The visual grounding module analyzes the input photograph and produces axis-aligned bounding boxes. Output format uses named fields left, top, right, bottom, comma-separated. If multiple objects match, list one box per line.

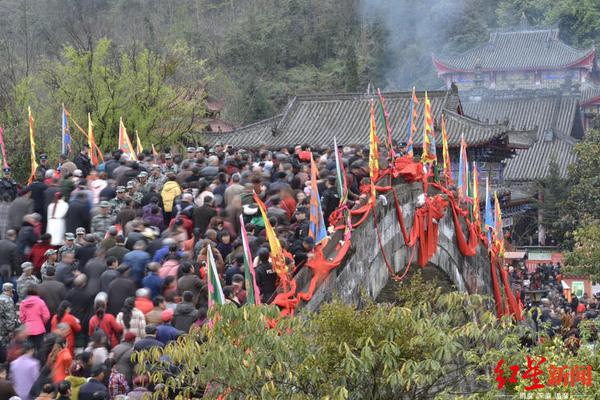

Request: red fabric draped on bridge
left=264, top=147, right=520, bottom=322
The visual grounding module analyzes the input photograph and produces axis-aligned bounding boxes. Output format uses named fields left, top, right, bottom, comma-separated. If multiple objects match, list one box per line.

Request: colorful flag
left=309, top=156, right=328, bottom=244
left=28, top=107, right=38, bottom=184
left=369, top=100, right=380, bottom=186
left=207, top=244, right=225, bottom=308
left=333, top=137, right=348, bottom=205
left=484, top=178, right=495, bottom=245
left=240, top=214, right=261, bottom=305
left=494, top=192, right=504, bottom=255
left=0, top=127, right=8, bottom=169
left=472, top=162, right=480, bottom=227
left=151, top=144, right=159, bottom=157
left=87, top=113, right=99, bottom=166
left=65, top=108, right=104, bottom=164
left=62, top=104, right=71, bottom=155
left=421, top=91, right=436, bottom=164
left=406, top=87, right=419, bottom=157
left=457, top=134, right=469, bottom=201
left=254, top=193, right=287, bottom=278
left=118, top=117, right=135, bottom=159
left=135, top=130, right=144, bottom=155
left=440, top=115, right=453, bottom=185
left=377, top=88, right=395, bottom=157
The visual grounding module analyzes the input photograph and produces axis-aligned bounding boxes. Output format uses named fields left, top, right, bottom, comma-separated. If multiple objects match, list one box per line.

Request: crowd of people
left=0, top=141, right=378, bottom=399
left=509, top=262, right=600, bottom=351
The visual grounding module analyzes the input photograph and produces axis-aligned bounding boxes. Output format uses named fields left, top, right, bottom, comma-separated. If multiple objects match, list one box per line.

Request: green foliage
left=565, top=129, right=600, bottom=224
left=43, top=39, right=207, bottom=150
left=537, top=159, right=572, bottom=248
left=136, top=288, right=534, bottom=399
left=563, top=220, right=600, bottom=280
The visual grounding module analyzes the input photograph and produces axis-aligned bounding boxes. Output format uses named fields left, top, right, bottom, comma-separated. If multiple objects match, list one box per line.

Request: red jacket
left=29, top=242, right=56, bottom=270
left=88, top=313, right=123, bottom=348
left=51, top=312, right=82, bottom=356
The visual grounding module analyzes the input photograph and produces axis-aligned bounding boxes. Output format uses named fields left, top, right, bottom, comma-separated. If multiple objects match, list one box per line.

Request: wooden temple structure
left=432, top=15, right=596, bottom=92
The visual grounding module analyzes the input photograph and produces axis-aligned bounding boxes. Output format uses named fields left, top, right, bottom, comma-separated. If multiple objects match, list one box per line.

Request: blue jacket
left=142, top=272, right=163, bottom=298
left=123, top=250, right=151, bottom=286
left=156, top=323, right=182, bottom=344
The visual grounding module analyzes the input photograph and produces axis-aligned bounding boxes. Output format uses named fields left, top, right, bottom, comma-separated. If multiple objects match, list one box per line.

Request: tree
left=563, top=220, right=600, bottom=280
left=565, top=129, right=600, bottom=226
left=537, top=158, right=571, bottom=247
left=136, top=278, right=535, bottom=399
left=41, top=38, right=207, bottom=150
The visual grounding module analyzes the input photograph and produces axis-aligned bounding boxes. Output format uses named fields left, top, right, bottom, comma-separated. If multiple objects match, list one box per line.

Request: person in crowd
left=117, top=297, right=146, bottom=340
left=107, top=265, right=136, bottom=316
left=40, top=249, right=59, bottom=281
left=19, top=285, right=50, bottom=349
left=0, top=229, right=20, bottom=275
left=155, top=309, right=182, bottom=344
left=10, top=341, right=40, bottom=400
left=88, top=300, right=123, bottom=349
left=50, top=300, right=82, bottom=356
left=141, top=262, right=162, bottom=299
left=172, top=291, right=198, bottom=333
left=47, top=192, right=69, bottom=246
left=78, top=364, right=108, bottom=400
left=37, top=266, right=66, bottom=315
left=133, top=325, right=163, bottom=351
left=0, top=283, right=18, bottom=352
left=16, top=262, right=40, bottom=301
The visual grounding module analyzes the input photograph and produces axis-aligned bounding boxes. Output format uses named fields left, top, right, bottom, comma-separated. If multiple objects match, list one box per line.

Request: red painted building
left=432, top=17, right=596, bottom=91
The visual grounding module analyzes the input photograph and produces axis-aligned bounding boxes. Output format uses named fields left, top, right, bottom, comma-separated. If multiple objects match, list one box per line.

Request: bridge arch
left=295, top=180, right=492, bottom=312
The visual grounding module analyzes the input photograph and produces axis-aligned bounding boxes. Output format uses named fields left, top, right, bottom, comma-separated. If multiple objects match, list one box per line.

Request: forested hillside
left=0, top=0, right=598, bottom=173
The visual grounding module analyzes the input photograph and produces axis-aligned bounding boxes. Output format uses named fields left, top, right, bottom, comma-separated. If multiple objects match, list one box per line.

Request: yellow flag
left=135, top=130, right=144, bottom=155
left=28, top=107, right=38, bottom=183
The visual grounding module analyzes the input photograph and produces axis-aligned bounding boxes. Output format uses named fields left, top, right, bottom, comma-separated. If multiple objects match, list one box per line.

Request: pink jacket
left=19, top=295, right=50, bottom=336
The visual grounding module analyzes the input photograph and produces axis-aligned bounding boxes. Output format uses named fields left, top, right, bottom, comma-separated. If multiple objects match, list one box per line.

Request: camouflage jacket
left=58, top=244, right=76, bottom=260
left=109, top=197, right=129, bottom=217
left=91, top=214, right=114, bottom=238
left=0, top=294, right=17, bottom=345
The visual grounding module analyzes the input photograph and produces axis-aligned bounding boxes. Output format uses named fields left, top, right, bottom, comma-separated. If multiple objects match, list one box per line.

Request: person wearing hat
left=40, top=249, right=59, bottom=281
left=126, top=180, right=143, bottom=206
left=58, top=232, right=76, bottom=261
left=16, top=262, right=40, bottom=302
left=0, top=166, right=18, bottom=201
left=185, top=146, right=196, bottom=160
left=161, top=153, right=179, bottom=174
left=136, top=171, right=150, bottom=193
left=109, top=186, right=129, bottom=217
left=75, top=227, right=87, bottom=247
left=0, top=282, right=17, bottom=347
left=36, top=153, right=49, bottom=176
left=147, top=164, right=166, bottom=191
left=155, top=309, right=182, bottom=345
left=91, top=201, right=114, bottom=239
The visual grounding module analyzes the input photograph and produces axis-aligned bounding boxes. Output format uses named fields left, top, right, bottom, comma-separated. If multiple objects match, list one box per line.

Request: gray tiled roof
left=580, top=83, right=600, bottom=103
left=461, top=89, right=581, bottom=181
left=433, top=28, right=595, bottom=72
left=202, top=115, right=282, bottom=147
left=204, top=89, right=519, bottom=151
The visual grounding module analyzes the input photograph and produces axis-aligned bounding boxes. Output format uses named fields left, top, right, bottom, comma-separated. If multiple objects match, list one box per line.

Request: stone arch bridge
left=294, top=179, right=492, bottom=312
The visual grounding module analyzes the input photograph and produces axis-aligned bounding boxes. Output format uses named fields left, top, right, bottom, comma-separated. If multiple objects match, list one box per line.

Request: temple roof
left=580, top=83, right=600, bottom=105
left=433, top=27, right=595, bottom=75
left=460, top=89, right=582, bottom=181
left=204, top=87, right=533, bottom=159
